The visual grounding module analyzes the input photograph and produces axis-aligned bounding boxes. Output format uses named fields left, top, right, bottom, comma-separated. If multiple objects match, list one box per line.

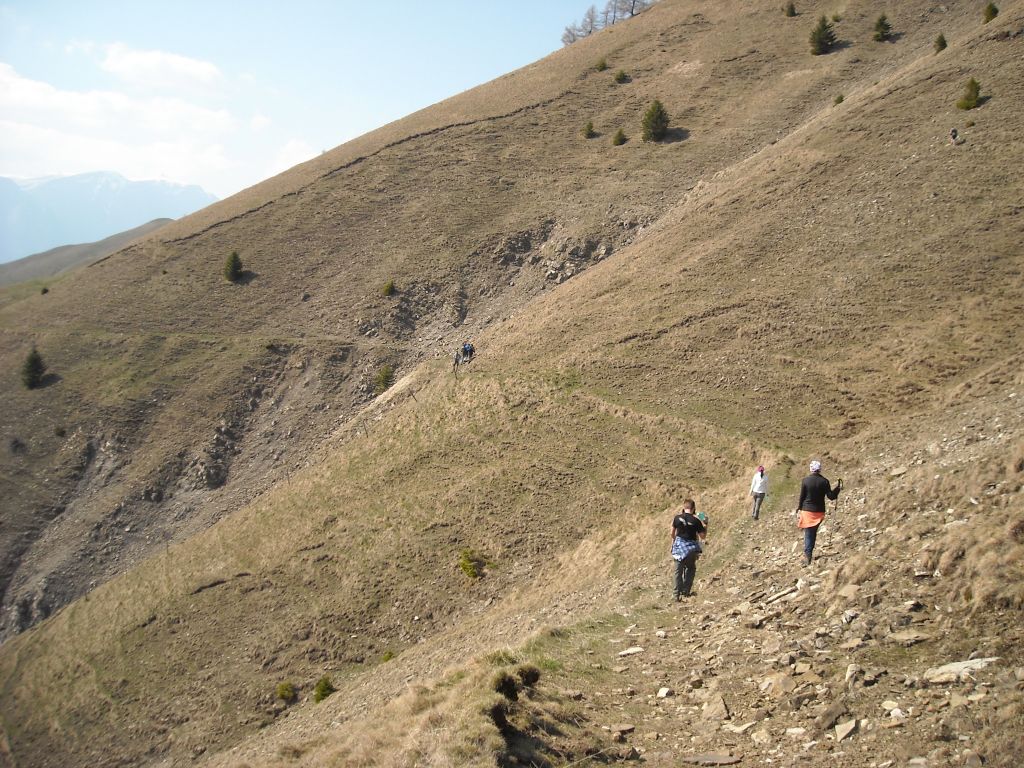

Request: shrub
left=613, top=69, right=628, bottom=84
left=983, top=3, right=998, bottom=23
left=612, top=128, right=627, bottom=146
left=276, top=682, right=297, bottom=703
left=224, top=251, right=242, bottom=283
left=810, top=16, right=837, bottom=55
left=934, top=33, right=947, bottom=53
left=595, top=57, right=608, bottom=71
left=582, top=120, right=596, bottom=139
left=21, top=347, right=46, bottom=389
left=459, top=548, right=485, bottom=578
left=965, top=120, right=975, bottom=127
left=516, top=664, right=541, bottom=688
left=381, top=279, right=395, bottom=296
left=873, top=14, right=891, bottom=41
left=374, top=365, right=394, bottom=395
left=956, top=78, right=981, bottom=110
left=784, top=2, right=796, bottom=17
left=40, top=287, right=48, bottom=295
left=831, top=13, right=841, bottom=22
left=492, top=671, right=519, bottom=701
left=641, top=99, right=670, bottom=142
left=834, top=94, right=844, bottom=105
left=381, top=650, right=395, bottom=662
left=313, top=676, right=336, bottom=703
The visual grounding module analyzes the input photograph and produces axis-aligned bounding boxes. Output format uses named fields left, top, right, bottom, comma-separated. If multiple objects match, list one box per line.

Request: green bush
left=956, top=78, right=981, bottom=110
left=983, top=3, right=998, bottom=23
left=313, top=676, right=336, bottom=703
left=595, top=57, right=608, bottom=71
left=810, top=16, right=837, bottom=55
left=21, top=347, right=46, bottom=389
left=374, top=365, right=394, bottom=395
left=276, top=682, right=297, bottom=703
left=380, top=279, right=395, bottom=297
left=40, top=287, right=49, bottom=295
left=934, top=33, right=947, bottom=53
left=834, top=94, right=844, bottom=105
left=831, top=13, right=841, bottom=22
left=613, top=69, right=628, bottom=84
left=224, top=251, right=243, bottom=283
left=612, top=128, right=627, bottom=146
left=641, top=99, right=670, bottom=142
left=873, top=14, right=891, bottom=41
left=459, top=548, right=485, bottom=578
left=582, top=120, right=596, bottom=139
left=784, top=2, right=796, bottom=17
left=381, top=650, right=395, bottom=662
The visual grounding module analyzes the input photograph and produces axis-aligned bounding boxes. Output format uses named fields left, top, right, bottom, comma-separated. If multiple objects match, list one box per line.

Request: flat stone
left=722, top=721, right=755, bottom=734
left=610, top=723, right=635, bottom=735
left=702, top=694, right=731, bottom=721
left=835, top=718, right=858, bottom=742
left=881, top=700, right=900, bottom=711
left=814, top=700, right=848, bottom=733
left=751, top=728, right=771, bottom=745
left=680, top=755, right=743, bottom=766
left=656, top=630, right=668, bottom=639
left=963, top=750, right=983, bottom=768
left=611, top=666, right=628, bottom=673
left=837, top=584, right=861, bottom=600
left=785, top=727, right=806, bottom=738
left=657, top=687, right=674, bottom=698
left=618, top=646, right=644, bottom=657
left=840, top=638, right=865, bottom=650
left=794, top=662, right=811, bottom=675
left=923, top=657, right=999, bottom=684
left=761, top=673, right=797, bottom=697
left=888, top=630, right=931, bottom=647
left=890, top=466, right=908, bottom=477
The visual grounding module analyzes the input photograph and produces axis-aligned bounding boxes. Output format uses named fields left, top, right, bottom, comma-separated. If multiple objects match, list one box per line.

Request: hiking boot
left=803, top=553, right=812, bottom=567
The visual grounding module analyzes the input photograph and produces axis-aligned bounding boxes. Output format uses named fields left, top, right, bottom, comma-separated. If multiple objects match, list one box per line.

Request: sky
left=0, top=0, right=588, bottom=199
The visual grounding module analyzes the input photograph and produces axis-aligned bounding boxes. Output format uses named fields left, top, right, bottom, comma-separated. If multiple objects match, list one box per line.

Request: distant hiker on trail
left=795, top=460, right=842, bottom=566
left=452, top=348, right=462, bottom=374
left=750, top=465, right=768, bottom=520
left=461, top=340, right=475, bottom=362
left=949, top=128, right=959, bottom=145
left=671, top=499, right=706, bottom=600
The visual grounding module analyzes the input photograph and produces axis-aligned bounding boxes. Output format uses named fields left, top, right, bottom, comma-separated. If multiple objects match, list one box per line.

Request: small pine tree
left=983, top=2, right=998, bottom=23
left=582, top=120, right=596, bottom=138
left=613, top=69, right=628, bottom=84
left=313, top=676, right=336, bottom=703
left=873, top=14, right=891, bottom=41
left=956, top=78, right=981, bottom=110
left=612, top=128, right=627, bottom=146
left=934, top=33, right=947, bottom=53
left=784, top=2, right=796, bottom=17
left=21, top=347, right=46, bottom=389
left=641, top=100, right=670, bottom=142
left=224, top=251, right=242, bottom=283
left=381, top=279, right=395, bottom=296
left=374, top=365, right=394, bottom=395
left=595, top=57, right=608, bottom=71
left=810, top=16, right=837, bottom=55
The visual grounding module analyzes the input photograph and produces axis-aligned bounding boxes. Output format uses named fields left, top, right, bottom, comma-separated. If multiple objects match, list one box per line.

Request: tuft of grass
left=956, top=78, right=981, bottom=110
left=380, top=280, right=396, bottom=297
left=983, top=2, right=998, bottom=23
left=582, top=120, right=596, bottom=139
left=611, top=128, right=627, bottom=146
left=276, top=681, right=297, bottom=703
left=381, top=650, right=395, bottom=662
left=831, top=12, right=841, bottom=22
left=613, top=69, right=628, bottom=84
left=965, top=120, right=975, bottom=128
left=492, top=671, right=519, bottom=701
left=374, top=365, right=395, bottom=395
left=516, top=664, right=541, bottom=688
left=313, top=676, right=336, bottom=703
left=834, top=94, right=844, bottom=105
left=934, top=33, right=947, bottom=53
left=485, top=649, right=519, bottom=666
left=594, top=57, right=608, bottom=71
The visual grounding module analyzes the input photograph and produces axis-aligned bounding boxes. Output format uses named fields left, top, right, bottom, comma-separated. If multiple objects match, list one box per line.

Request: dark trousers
left=803, top=525, right=820, bottom=559
left=751, top=493, right=765, bottom=519
left=674, top=553, right=699, bottom=597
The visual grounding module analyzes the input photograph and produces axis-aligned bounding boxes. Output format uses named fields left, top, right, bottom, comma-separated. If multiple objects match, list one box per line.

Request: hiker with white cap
left=749, top=465, right=768, bottom=520
left=795, top=460, right=842, bottom=566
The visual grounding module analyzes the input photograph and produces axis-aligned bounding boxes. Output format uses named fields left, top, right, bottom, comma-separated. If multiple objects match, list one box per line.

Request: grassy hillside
left=1, top=1, right=1023, bottom=766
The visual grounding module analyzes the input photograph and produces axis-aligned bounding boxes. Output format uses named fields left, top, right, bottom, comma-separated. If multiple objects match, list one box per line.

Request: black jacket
left=797, top=473, right=840, bottom=513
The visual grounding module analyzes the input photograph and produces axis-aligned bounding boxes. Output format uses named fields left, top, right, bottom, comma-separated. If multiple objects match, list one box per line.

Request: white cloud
left=0, top=63, right=234, bottom=193
left=64, top=39, right=96, bottom=56
left=250, top=113, right=272, bottom=131
left=269, top=139, right=317, bottom=177
left=100, top=42, right=223, bottom=92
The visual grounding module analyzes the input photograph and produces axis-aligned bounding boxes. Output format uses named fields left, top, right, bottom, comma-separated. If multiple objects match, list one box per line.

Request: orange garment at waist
left=798, top=510, right=825, bottom=529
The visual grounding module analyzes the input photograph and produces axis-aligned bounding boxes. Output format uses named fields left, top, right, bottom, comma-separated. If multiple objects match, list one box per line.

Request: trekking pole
left=827, top=478, right=842, bottom=547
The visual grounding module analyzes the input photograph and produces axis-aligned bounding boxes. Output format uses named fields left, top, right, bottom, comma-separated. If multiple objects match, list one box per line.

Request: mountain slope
left=1, top=1, right=1023, bottom=766
left=0, top=219, right=172, bottom=287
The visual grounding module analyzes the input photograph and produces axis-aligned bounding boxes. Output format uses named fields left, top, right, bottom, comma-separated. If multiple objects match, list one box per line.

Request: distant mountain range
left=0, top=218, right=172, bottom=287
left=0, top=172, right=216, bottom=263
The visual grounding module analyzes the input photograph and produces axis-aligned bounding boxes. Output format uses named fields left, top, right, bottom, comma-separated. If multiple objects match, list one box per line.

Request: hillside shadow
left=38, top=373, right=62, bottom=389
left=663, top=127, right=690, bottom=143
left=237, top=270, right=259, bottom=285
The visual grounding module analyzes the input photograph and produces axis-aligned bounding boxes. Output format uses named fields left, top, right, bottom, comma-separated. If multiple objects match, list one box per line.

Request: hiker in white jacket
left=750, top=465, right=768, bottom=520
